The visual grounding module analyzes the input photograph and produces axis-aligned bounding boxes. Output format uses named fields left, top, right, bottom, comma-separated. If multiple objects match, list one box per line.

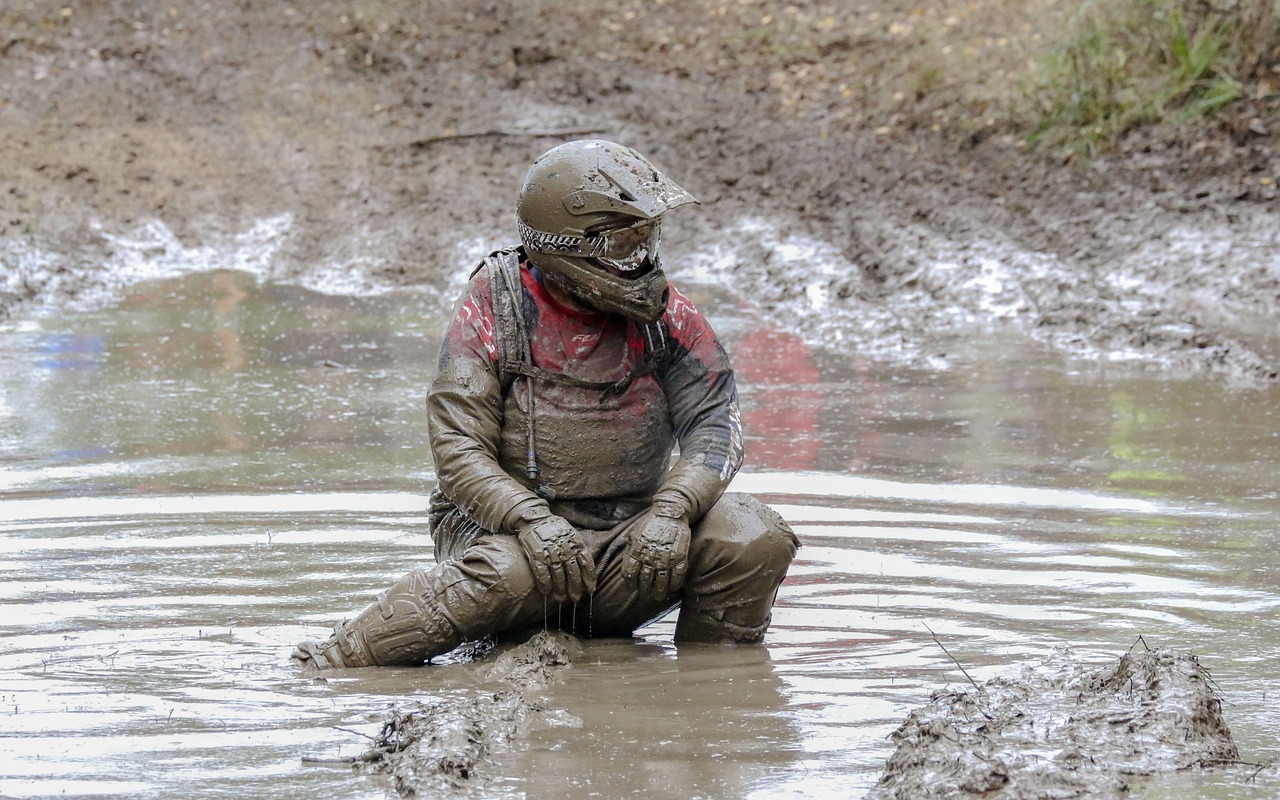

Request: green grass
left=1024, top=0, right=1279, bottom=155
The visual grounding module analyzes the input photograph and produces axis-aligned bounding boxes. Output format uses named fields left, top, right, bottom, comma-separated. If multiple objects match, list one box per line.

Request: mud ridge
left=356, top=631, right=581, bottom=798
left=870, top=645, right=1250, bottom=800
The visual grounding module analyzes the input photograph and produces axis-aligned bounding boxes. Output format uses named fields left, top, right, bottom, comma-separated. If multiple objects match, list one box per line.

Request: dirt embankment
left=3, top=1, right=1278, bottom=384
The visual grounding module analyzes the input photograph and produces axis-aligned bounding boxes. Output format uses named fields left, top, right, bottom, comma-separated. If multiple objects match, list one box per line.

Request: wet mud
left=870, top=645, right=1244, bottom=800
left=311, top=632, right=582, bottom=798
left=3, top=2, right=1279, bottom=385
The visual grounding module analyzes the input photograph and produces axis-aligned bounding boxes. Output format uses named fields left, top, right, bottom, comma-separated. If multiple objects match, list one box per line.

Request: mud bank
left=306, top=632, right=581, bottom=798
left=3, top=2, right=1279, bottom=386
left=700, top=201, right=1280, bottom=388
left=869, top=646, right=1258, bottom=800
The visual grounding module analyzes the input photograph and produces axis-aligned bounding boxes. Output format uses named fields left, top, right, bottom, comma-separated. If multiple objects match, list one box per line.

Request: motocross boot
left=292, top=567, right=464, bottom=671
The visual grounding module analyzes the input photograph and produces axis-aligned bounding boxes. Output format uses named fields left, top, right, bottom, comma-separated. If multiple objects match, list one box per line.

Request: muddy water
left=1, top=270, right=1278, bottom=799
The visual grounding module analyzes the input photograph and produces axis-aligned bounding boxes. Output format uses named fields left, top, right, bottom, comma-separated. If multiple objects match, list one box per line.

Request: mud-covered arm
left=426, top=280, right=549, bottom=534
left=653, top=287, right=745, bottom=523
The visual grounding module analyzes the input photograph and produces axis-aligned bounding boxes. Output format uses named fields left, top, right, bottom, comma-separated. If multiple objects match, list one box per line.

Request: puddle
left=1, top=269, right=1278, bottom=798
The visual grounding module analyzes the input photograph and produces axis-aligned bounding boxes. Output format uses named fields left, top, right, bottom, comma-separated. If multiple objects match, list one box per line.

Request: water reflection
left=506, top=641, right=800, bottom=799
left=1, top=270, right=1278, bottom=799
left=736, top=326, right=824, bottom=470
left=1, top=271, right=439, bottom=497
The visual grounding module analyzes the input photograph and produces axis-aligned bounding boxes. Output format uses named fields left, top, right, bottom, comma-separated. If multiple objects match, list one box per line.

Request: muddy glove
left=513, top=506, right=597, bottom=604
left=621, top=494, right=692, bottom=600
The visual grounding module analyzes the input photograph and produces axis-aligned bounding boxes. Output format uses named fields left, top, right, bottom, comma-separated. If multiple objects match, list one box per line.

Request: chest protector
left=481, top=249, right=675, bottom=505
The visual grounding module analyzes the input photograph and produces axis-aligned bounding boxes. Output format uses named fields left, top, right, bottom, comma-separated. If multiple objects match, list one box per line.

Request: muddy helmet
left=517, top=139, right=698, bottom=323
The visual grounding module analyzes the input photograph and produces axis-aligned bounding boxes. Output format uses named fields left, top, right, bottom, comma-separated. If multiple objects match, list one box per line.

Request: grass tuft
left=1023, top=0, right=1279, bottom=155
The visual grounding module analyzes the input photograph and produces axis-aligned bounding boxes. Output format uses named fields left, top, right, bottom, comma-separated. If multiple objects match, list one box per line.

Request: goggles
left=588, top=219, right=660, bottom=273
left=519, top=218, right=661, bottom=275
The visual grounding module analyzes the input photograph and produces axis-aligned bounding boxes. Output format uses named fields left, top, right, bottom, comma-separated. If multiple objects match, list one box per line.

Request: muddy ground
left=304, top=633, right=583, bottom=798
left=869, top=645, right=1246, bottom=800
left=3, top=0, right=1279, bottom=385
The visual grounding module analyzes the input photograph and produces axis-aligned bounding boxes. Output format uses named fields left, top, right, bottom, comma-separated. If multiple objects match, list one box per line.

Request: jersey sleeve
left=653, top=285, right=745, bottom=521
left=426, top=270, right=548, bottom=534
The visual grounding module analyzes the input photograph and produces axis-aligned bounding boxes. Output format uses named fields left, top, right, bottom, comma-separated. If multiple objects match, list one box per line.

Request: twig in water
left=409, top=127, right=605, bottom=149
left=302, top=755, right=359, bottom=765
left=1128, top=634, right=1151, bottom=653
left=333, top=725, right=376, bottom=741
left=302, top=731, right=391, bottom=767
left=923, top=623, right=981, bottom=691
left=1197, top=660, right=1228, bottom=698
left=302, top=751, right=383, bottom=766
left=1178, top=757, right=1272, bottom=775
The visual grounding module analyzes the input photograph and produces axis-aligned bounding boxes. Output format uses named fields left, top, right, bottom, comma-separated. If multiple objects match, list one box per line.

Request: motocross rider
left=292, top=140, right=798, bottom=669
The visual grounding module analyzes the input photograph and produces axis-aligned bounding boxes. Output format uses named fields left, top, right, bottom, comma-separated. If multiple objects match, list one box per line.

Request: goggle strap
left=518, top=220, right=598, bottom=257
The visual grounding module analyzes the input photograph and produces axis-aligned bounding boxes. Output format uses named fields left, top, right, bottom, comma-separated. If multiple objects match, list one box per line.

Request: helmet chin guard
left=516, top=140, right=697, bottom=322
left=536, top=252, right=670, bottom=323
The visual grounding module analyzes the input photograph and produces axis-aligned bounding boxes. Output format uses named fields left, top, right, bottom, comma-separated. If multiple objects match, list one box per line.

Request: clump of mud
left=871, top=645, right=1241, bottom=799
left=310, top=631, right=582, bottom=798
